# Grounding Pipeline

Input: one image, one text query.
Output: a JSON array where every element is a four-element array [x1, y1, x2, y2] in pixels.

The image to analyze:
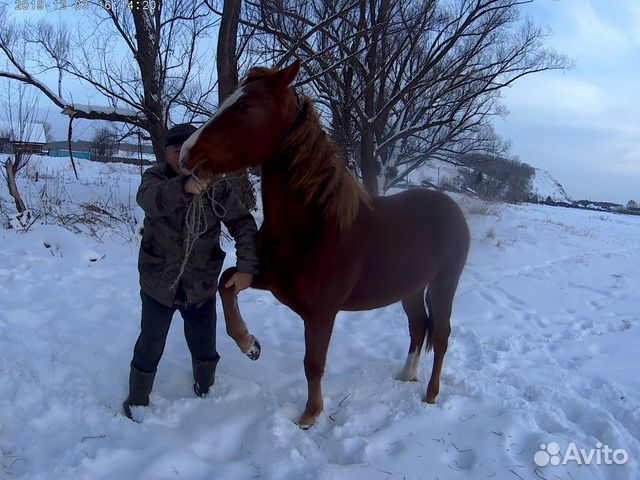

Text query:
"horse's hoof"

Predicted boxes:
[[395, 372, 418, 382], [297, 410, 319, 429], [245, 339, 261, 361], [297, 421, 313, 430], [424, 393, 437, 404]]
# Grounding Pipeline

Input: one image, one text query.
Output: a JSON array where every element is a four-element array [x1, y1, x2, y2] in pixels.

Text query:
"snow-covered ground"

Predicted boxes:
[[0, 156, 638, 480]]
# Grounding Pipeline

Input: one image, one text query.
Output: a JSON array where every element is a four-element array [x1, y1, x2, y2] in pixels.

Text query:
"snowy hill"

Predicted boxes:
[[403, 159, 571, 203], [529, 167, 572, 203], [404, 158, 463, 189], [0, 156, 638, 480]]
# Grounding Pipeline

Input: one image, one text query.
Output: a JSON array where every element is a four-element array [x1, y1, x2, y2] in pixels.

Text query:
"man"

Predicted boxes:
[[123, 123, 259, 419]]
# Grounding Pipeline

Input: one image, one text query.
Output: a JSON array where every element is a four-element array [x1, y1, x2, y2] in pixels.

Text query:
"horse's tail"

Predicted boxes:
[[425, 287, 434, 352]]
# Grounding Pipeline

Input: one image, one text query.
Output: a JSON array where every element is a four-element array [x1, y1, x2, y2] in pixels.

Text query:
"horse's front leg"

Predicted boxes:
[[298, 311, 337, 429], [218, 267, 266, 360]]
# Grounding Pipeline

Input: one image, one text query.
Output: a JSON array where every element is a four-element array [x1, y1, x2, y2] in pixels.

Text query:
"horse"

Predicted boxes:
[[180, 60, 470, 429]]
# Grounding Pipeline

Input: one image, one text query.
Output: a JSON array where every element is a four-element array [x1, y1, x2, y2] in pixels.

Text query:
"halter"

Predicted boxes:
[[184, 159, 207, 181], [285, 88, 305, 136]]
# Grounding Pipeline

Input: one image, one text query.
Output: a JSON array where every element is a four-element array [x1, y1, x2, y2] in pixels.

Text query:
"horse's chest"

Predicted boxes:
[[257, 226, 349, 315], [259, 232, 314, 272], [259, 227, 322, 285]]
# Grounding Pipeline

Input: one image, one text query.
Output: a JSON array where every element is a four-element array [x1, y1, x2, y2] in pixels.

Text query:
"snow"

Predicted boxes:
[[65, 104, 139, 117], [405, 158, 465, 188], [1, 157, 639, 479], [404, 160, 571, 202], [530, 167, 572, 203], [113, 149, 156, 162]]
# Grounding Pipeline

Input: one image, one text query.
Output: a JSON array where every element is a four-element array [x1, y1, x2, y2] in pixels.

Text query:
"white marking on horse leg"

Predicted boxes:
[[396, 351, 420, 382], [179, 86, 246, 168]]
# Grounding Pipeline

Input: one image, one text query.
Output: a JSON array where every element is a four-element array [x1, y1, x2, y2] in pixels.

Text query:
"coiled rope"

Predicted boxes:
[[169, 176, 229, 290]]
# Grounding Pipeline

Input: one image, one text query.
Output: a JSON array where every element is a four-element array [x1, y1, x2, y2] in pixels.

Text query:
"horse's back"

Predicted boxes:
[[359, 188, 469, 261], [340, 188, 469, 310]]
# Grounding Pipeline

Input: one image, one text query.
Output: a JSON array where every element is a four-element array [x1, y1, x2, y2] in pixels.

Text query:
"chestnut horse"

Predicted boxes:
[[180, 60, 470, 428]]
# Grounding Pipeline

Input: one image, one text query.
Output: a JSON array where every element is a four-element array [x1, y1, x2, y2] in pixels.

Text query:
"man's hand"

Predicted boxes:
[[184, 176, 211, 195], [224, 272, 253, 293]]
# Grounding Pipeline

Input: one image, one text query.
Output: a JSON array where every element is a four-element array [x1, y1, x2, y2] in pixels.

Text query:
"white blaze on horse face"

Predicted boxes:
[[179, 86, 246, 171], [397, 351, 420, 382]]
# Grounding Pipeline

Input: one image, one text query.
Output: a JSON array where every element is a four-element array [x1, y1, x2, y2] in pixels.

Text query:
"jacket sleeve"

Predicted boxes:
[[217, 180, 259, 275], [136, 166, 193, 219]]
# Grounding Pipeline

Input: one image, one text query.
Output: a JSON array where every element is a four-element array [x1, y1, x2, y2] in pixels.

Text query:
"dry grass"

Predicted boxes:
[[485, 228, 496, 240], [2, 160, 140, 243], [462, 196, 503, 217], [611, 274, 623, 289], [576, 254, 590, 266]]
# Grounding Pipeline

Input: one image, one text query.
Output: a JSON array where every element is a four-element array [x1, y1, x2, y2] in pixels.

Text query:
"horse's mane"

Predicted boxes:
[[284, 98, 372, 231], [245, 66, 371, 231]]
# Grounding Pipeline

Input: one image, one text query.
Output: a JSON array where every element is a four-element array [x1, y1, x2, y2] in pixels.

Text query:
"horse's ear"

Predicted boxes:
[[275, 59, 301, 88]]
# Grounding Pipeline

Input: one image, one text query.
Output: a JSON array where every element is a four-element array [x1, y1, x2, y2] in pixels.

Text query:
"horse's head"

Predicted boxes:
[[180, 60, 302, 180]]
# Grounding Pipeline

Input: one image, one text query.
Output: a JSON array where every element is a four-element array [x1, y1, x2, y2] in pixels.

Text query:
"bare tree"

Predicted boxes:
[[91, 126, 118, 162], [241, 0, 570, 195], [0, 76, 44, 215], [2, 1, 265, 211], [0, 2, 218, 165], [460, 154, 535, 202], [212, 0, 257, 210]]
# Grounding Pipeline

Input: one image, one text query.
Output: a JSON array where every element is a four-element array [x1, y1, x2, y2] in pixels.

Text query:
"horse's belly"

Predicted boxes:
[[340, 211, 438, 310], [342, 255, 434, 311]]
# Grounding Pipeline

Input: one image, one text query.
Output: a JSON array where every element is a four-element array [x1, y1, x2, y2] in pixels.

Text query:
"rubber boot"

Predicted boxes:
[[122, 364, 156, 420], [192, 354, 220, 397]]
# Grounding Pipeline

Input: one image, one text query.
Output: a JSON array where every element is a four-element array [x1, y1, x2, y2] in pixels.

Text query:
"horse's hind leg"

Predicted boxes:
[[425, 274, 459, 404], [218, 267, 265, 360], [397, 288, 430, 382]]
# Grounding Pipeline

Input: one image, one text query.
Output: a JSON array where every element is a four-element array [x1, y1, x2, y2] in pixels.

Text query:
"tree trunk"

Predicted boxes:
[[4, 157, 26, 214], [360, 0, 382, 196], [217, 0, 256, 210], [131, 7, 166, 163], [360, 129, 379, 196], [217, 0, 241, 102]]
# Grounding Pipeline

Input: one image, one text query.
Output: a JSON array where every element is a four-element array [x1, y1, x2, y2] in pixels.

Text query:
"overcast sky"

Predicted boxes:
[[5, 1, 638, 203], [495, 0, 640, 204]]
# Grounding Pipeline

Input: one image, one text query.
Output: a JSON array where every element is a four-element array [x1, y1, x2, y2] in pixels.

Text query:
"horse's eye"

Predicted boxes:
[[237, 102, 251, 111]]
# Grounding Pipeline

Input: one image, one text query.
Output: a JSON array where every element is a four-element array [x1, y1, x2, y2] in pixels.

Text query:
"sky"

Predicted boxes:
[[3, 0, 638, 204], [494, 0, 640, 204]]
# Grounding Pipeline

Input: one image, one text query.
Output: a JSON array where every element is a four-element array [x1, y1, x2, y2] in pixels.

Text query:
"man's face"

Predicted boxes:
[[166, 143, 182, 173]]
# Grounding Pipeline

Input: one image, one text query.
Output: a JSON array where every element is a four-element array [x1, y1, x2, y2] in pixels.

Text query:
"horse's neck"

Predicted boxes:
[[260, 163, 324, 237]]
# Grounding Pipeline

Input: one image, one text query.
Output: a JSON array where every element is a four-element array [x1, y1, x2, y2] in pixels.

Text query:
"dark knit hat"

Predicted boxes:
[[165, 123, 197, 147]]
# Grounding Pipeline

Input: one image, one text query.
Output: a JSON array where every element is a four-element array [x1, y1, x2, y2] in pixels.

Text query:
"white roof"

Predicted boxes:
[[0, 120, 47, 143]]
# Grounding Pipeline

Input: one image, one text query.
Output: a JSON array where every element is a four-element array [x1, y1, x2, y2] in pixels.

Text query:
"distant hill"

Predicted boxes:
[[399, 158, 640, 215], [403, 158, 570, 203], [529, 168, 571, 203]]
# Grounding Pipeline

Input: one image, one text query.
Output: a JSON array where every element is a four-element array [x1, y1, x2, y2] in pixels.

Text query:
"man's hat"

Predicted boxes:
[[165, 123, 197, 147]]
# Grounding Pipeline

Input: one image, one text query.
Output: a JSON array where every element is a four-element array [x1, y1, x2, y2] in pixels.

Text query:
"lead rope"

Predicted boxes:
[[168, 176, 230, 290]]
